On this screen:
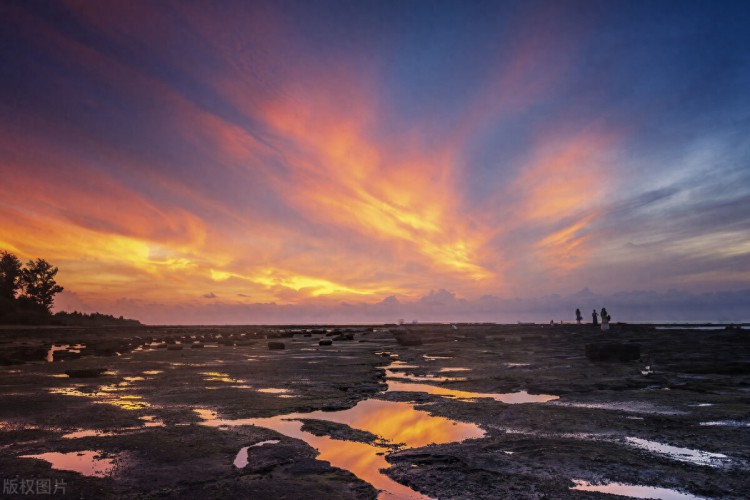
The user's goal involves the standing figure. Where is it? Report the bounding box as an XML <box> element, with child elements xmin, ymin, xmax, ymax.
<box><xmin>601</xmin><ymin>308</ymin><xmax>610</xmax><ymax>332</ymax></box>
<box><xmin>592</xmin><ymin>309</ymin><xmax>599</xmax><ymax>326</ymax></box>
<box><xmin>575</xmin><ymin>308</ymin><xmax>582</xmax><ymax>324</ymax></box>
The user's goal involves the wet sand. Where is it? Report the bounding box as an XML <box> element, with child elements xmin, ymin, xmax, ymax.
<box><xmin>0</xmin><ymin>324</ymin><xmax>748</xmax><ymax>499</ymax></box>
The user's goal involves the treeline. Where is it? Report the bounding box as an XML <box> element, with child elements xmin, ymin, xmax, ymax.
<box><xmin>53</xmin><ymin>310</ymin><xmax>141</xmax><ymax>326</ymax></box>
<box><xmin>0</xmin><ymin>250</ymin><xmax>140</xmax><ymax>326</ymax></box>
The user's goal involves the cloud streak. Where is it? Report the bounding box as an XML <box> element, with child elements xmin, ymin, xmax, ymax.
<box><xmin>1</xmin><ymin>1</ymin><xmax>749</xmax><ymax>322</ymax></box>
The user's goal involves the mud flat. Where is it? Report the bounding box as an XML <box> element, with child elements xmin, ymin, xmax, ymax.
<box><xmin>0</xmin><ymin>323</ymin><xmax>748</xmax><ymax>498</ymax></box>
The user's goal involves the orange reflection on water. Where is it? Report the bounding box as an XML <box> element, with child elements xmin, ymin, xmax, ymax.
<box><xmin>386</xmin><ymin>380</ymin><xmax>559</xmax><ymax>404</ymax></box>
<box><xmin>305</xmin><ymin>399</ymin><xmax>484</xmax><ymax>449</ymax></box>
<box><xmin>197</xmin><ymin>398</ymin><xmax>484</xmax><ymax>498</ymax></box>
<box><xmin>19</xmin><ymin>450</ymin><xmax>118</xmax><ymax>477</ymax></box>
<box><xmin>570</xmin><ymin>480</ymin><xmax>704</xmax><ymax>500</ymax></box>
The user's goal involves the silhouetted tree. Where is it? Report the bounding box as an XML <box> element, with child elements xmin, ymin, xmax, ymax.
<box><xmin>0</xmin><ymin>251</ymin><xmax>23</xmax><ymax>300</ymax></box>
<box><xmin>21</xmin><ymin>258</ymin><xmax>64</xmax><ymax>311</ymax></box>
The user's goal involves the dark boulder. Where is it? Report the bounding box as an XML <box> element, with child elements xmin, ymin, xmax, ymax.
<box><xmin>268</xmin><ymin>341</ymin><xmax>286</xmax><ymax>350</ymax></box>
<box><xmin>393</xmin><ymin>331</ymin><xmax>423</xmax><ymax>346</ymax></box>
<box><xmin>90</xmin><ymin>341</ymin><xmax>129</xmax><ymax>357</ymax></box>
<box><xmin>0</xmin><ymin>346</ymin><xmax>48</xmax><ymax>365</ymax></box>
<box><xmin>585</xmin><ymin>342</ymin><xmax>641</xmax><ymax>362</ymax></box>
<box><xmin>167</xmin><ymin>344</ymin><xmax>183</xmax><ymax>351</ymax></box>
<box><xmin>319</xmin><ymin>339</ymin><xmax>333</xmax><ymax>346</ymax></box>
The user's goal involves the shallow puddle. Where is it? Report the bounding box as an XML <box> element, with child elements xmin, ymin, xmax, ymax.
<box><xmin>551</xmin><ymin>401</ymin><xmax>683</xmax><ymax>415</ymax></box>
<box><xmin>46</xmin><ymin>344</ymin><xmax>86</xmax><ymax>362</ymax></box>
<box><xmin>62</xmin><ymin>428</ymin><xmax>114</xmax><ymax>439</ymax></box>
<box><xmin>19</xmin><ymin>450</ymin><xmax>119</xmax><ymax>477</ymax></box>
<box><xmin>422</xmin><ymin>355</ymin><xmax>451</xmax><ymax>361</ymax></box>
<box><xmin>385</xmin><ymin>370</ymin><xmax>467</xmax><ymax>383</ymax></box>
<box><xmin>388</xmin><ymin>361</ymin><xmax>419</xmax><ymax>369</ymax></box>
<box><xmin>197</xmin><ymin>398</ymin><xmax>485</xmax><ymax>498</ymax></box>
<box><xmin>257</xmin><ymin>388</ymin><xmax>293</xmax><ymax>395</ymax></box>
<box><xmin>233</xmin><ymin>440</ymin><xmax>281</xmax><ymax>468</ymax></box>
<box><xmin>571</xmin><ymin>479</ymin><xmax>706</xmax><ymax>499</ymax></box>
<box><xmin>50</xmin><ymin>386</ymin><xmax>150</xmax><ymax>410</ymax></box>
<box><xmin>386</xmin><ymin>380</ymin><xmax>558</xmax><ymax>403</ymax></box>
<box><xmin>382</xmin><ymin>360</ymin><xmax>557</xmax><ymax>403</ymax></box>
<box><xmin>201</xmin><ymin>372</ymin><xmax>243</xmax><ymax>383</ymax></box>
<box><xmin>139</xmin><ymin>415</ymin><xmax>165</xmax><ymax>427</ymax></box>
<box><xmin>625</xmin><ymin>437</ymin><xmax>730</xmax><ymax>467</ymax></box>
<box><xmin>699</xmin><ymin>420</ymin><xmax>750</xmax><ymax>427</ymax></box>
<box><xmin>438</xmin><ymin>367</ymin><xmax>470</xmax><ymax>373</ymax></box>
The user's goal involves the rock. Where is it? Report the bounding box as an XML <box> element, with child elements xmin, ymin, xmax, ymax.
<box><xmin>167</xmin><ymin>344</ymin><xmax>183</xmax><ymax>351</ymax></box>
<box><xmin>393</xmin><ymin>331</ymin><xmax>423</xmax><ymax>346</ymax></box>
<box><xmin>333</xmin><ymin>333</ymin><xmax>354</xmax><ymax>341</ymax></box>
<box><xmin>65</xmin><ymin>368</ymin><xmax>107</xmax><ymax>378</ymax></box>
<box><xmin>319</xmin><ymin>339</ymin><xmax>333</xmax><ymax>346</ymax></box>
<box><xmin>191</xmin><ymin>342</ymin><xmax>205</xmax><ymax>349</ymax></box>
<box><xmin>90</xmin><ymin>341</ymin><xmax>129</xmax><ymax>357</ymax></box>
<box><xmin>585</xmin><ymin>342</ymin><xmax>641</xmax><ymax>362</ymax></box>
<box><xmin>0</xmin><ymin>346</ymin><xmax>48</xmax><ymax>365</ymax></box>
<box><xmin>54</xmin><ymin>350</ymin><xmax>82</xmax><ymax>361</ymax></box>
<box><xmin>268</xmin><ymin>341</ymin><xmax>286</xmax><ymax>350</ymax></box>
<box><xmin>299</xmin><ymin>419</ymin><xmax>383</xmax><ymax>445</ymax></box>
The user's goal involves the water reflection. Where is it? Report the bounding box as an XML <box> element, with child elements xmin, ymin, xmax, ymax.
<box><xmin>383</xmin><ymin>360</ymin><xmax>557</xmax><ymax>403</ymax></box>
<box><xmin>233</xmin><ymin>440</ymin><xmax>281</xmax><ymax>468</ymax></box>
<box><xmin>624</xmin><ymin>437</ymin><xmax>730</xmax><ymax>467</ymax></box>
<box><xmin>50</xmin><ymin>386</ymin><xmax>150</xmax><ymax>410</ymax></box>
<box><xmin>571</xmin><ymin>479</ymin><xmax>706</xmax><ymax>499</ymax></box>
<box><xmin>201</xmin><ymin>371</ymin><xmax>243</xmax><ymax>383</ymax></box>
<box><xmin>196</xmin><ymin>398</ymin><xmax>484</xmax><ymax>498</ymax></box>
<box><xmin>257</xmin><ymin>388</ymin><xmax>295</xmax><ymax>397</ymax></box>
<box><xmin>699</xmin><ymin>420</ymin><xmax>750</xmax><ymax>427</ymax></box>
<box><xmin>46</xmin><ymin>344</ymin><xmax>86</xmax><ymax>362</ymax></box>
<box><xmin>422</xmin><ymin>355</ymin><xmax>451</xmax><ymax>361</ymax></box>
<box><xmin>386</xmin><ymin>380</ymin><xmax>558</xmax><ymax>403</ymax></box>
<box><xmin>19</xmin><ymin>450</ymin><xmax>119</xmax><ymax>477</ymax></box>
<box><xmin>385</xmin><ymin>370</ymin><xmax>467</xmax><ymax>383</ymax></box>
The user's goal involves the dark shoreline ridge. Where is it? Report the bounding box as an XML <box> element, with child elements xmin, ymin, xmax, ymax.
<box><xmin>0</xmin><ymin>323</ymin><xmax>748</xmax><ymax>498</ymax></box>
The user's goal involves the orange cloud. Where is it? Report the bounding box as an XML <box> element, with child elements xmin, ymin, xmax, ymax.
<box><xmin>515</xmin><ymin>128</ymin><xmax>620</xmax><ymax>271</ymax></box>
<box><xmin>0</xmin><ymin>2</ymin><xmax>630</xmax><ymax>319</ymax></box>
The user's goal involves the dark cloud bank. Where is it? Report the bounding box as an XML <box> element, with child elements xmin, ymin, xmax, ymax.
<box><xmin>93</xmin><ymin>288</ymin><xmax>750</xmax><ymax>325</ymax></box>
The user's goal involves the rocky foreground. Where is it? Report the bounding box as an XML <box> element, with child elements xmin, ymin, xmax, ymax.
<box><xmin>0</xmin><ymin>323</ymin><xmax>748</xmax><ymax>499</ymax></box>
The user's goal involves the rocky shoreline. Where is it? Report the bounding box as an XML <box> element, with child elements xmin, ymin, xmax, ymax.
<box><xmin>0</xmin><ymin>324</ymin><xmax>748</xmax><ymax>498</ymax></box>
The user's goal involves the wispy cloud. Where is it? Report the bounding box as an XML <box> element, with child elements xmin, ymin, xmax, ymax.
<box><xmin>1</xmin><ymin>2</ymin><xmax>749</xmax><ymax>322</ymax></box>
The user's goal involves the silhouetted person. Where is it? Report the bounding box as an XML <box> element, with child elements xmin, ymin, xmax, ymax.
<box><xmin>592</xmin><ymin>309</ymin><xmax>599</xmax><ymax>326</ymax></box>
<box><xmin>601</xmin><ymin>307</ymin><xmax>610</xmax><ymax>332</ymax></box>
<box><xmin>575</xmin><ymin>308</ymin><xmax>582</xmax><ymax>324</ymax></box>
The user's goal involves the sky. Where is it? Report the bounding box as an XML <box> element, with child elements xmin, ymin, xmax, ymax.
<box><xmin>1</xmin><ymin>0</ymin><xmax>749</xmax><ymax>324</ymax></box>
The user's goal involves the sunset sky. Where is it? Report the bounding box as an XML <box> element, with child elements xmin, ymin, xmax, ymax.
<box><xmin>1</xmin><ymin>1</ymin><xmax>749</xmax><ymax>324</ymax></box>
